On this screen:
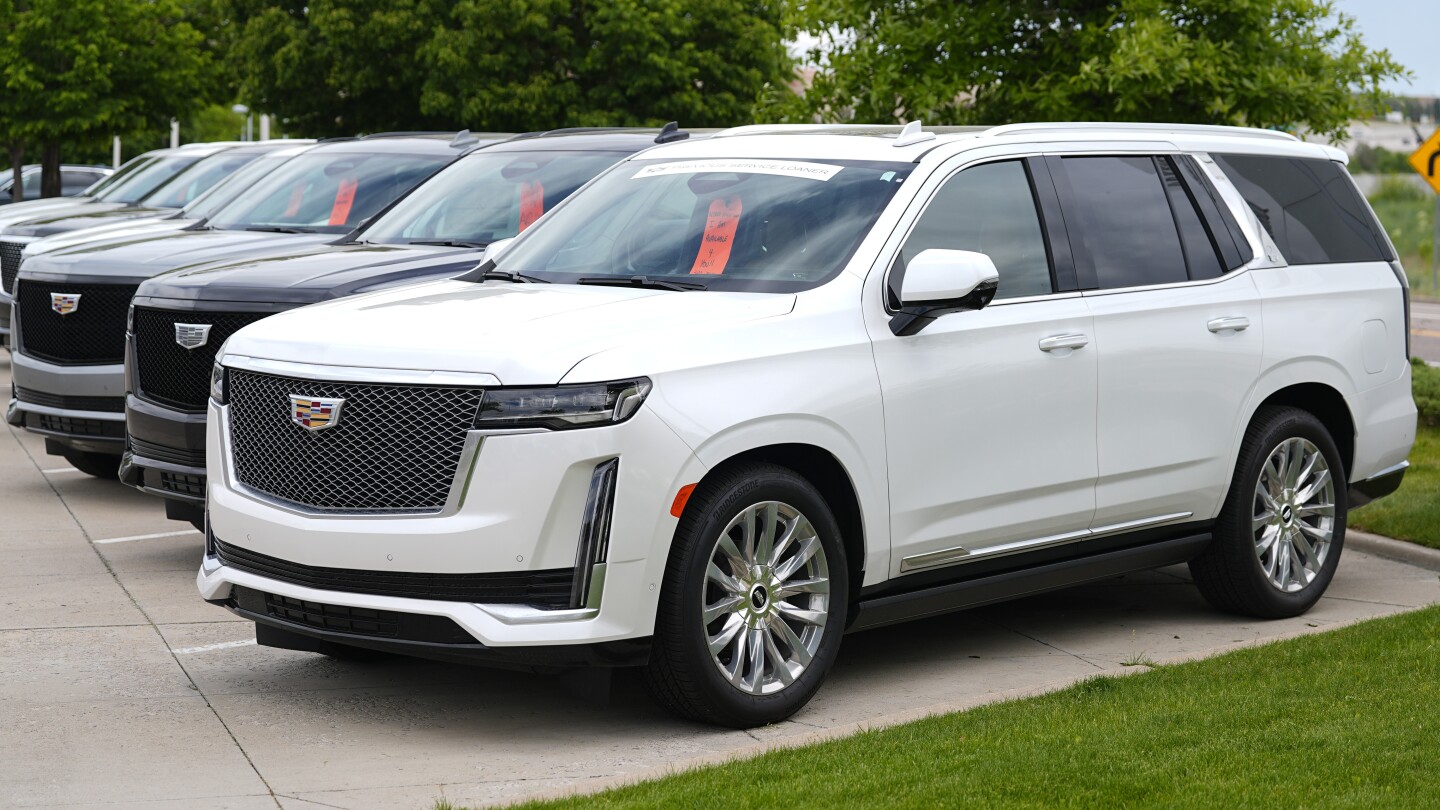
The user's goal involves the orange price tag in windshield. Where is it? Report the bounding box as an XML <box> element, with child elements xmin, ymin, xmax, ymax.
<box><xmin>328</xmin><ymin>176</ymin><xmax>358</xmax><ymax>226</ymax></box>
<box><xmin>690</xmin><ymin>196</ymin><xmax>743</xmax><ymax>275</ymax></box>
<box><xmin>518</xmin><ymin>180</ymin><xmax>545</xmax><ymax>232</ymax></box>
<box><xmin>282</xmin><ymin>182</ymin><xmax>306</xmax><ymax>217</ymax></box>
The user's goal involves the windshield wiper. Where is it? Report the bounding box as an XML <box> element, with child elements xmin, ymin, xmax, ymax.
<box><xmin>577</xmin><ymin>276</ymin><xmax>706</xmax><ymax>292</ymax></box>
<box><xmin>409</xmin><ymin>239</ymin><xmax>490</xmax><ymax>249</ymax></box>
<box><xmin>246</xmin><ymin>225</ymin><xmax>316</xmax><ymax>234</ymax></box>
<box><xmin>481</xmin><ymin>269</ymin><xmax>550</xmax><ymax>284</ymax></box>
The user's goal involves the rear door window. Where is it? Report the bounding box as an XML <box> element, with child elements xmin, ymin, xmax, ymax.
<box><xmin>1056</xmin><ymin>155</ymin><xmax>1232</xmax><ymax>289</ymax></box>
<box><xmin>1211</xmin><ymin>154</ymin><xmax>1392</xmax><ymax>264</ymax></box>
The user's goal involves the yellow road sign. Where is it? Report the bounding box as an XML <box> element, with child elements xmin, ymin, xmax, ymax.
<box><xmin>1410</xmin><ymin>127</ymin><xmax>1440</xmax><ymax>195</ymax></box>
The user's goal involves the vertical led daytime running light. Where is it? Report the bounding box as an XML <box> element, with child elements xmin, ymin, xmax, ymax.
<box><xmin>571</xmin><ymin>458</ymin><xmax>619</xmax><ymax>609</ymax></box>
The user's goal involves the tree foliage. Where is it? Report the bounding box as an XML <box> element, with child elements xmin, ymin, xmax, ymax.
<box><xmin>0</xmin><ymin>0</ymin><xmax>214</xmax><ymax>195</ymax></box>
<box><xmin>210</xmin><ymin>0</ymin><xmax>792</xmax><ymax>135</ymax></box>
<box><xmin>769</xmin><ymin>0</ymin><xmax>1407</xmax><ymax>139</ymax></box>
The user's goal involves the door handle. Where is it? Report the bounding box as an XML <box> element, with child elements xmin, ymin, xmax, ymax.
<box><xmin>1207</xmin><ymin>316</ymin><xmax>1251</xmax><ymax>333</ymax></box>
<box><xmin>1038</xmin><ymin>333</ymin><xmax>1089</xmax><ymax>352</ymax></box>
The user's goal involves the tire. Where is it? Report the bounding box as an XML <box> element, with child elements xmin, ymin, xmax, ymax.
<box><xmin>643</xmin><ymin>462</ymin><xmax>849</xmax><ymax>728</ymax></box>
<box><xmin>1190</xmin><ymin>406</ymin><xmax>1346</xmax><ymax>618</ymax></box>
<box><xmin>63</xmin><ymin>450</ymin><xmax>121</xmax><ymax>480</ymax></box>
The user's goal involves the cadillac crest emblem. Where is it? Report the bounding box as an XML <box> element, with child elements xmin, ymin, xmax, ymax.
<box><xmin>174</xmin><ymin>323</ymin><xmax>212</xmax><ymax>349</ymax></box>
<box><xmin>49</xmin><ymin>293</ymin><xmax>81</xmax><ymax>316</ymax></box>
<box><xmin>288</xmin><ymin>395</ymin><xmax>344</xmax><ymax>431</ymax></box>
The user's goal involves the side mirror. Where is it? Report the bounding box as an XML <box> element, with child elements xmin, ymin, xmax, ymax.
<box><xmin>889</xmin><ymin>249</ymin><xmax>999</xmax><ymax>336</ymax></box>
<box><xmin>484</xmin><ymin>237</ymin><xmax>516</xmax><ymax>262</ymax></box>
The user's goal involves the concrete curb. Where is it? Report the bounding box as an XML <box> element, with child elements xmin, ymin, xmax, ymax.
<box><xmin>1347</xmin><ymin>529</ymin><xmax>1440</xmax><ymax>571</ymax></box>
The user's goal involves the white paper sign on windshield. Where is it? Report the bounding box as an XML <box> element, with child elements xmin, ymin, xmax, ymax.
<box><xmin>632</xmin><ymin>159</ymin><xmax>843</xmax><ymax>182</ymax></box>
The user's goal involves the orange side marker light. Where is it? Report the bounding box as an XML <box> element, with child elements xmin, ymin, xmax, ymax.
<box><xmin>670</xmin><ymin>484</ymin><xmax>698</xmax><ymax>518</ymax></box>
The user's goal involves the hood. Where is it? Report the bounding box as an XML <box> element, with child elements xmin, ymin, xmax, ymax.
<box><xmin>24</xmin><ymin>216</ymin><xmax>188</xmax><ymax>257</ymax></box>
<box><xmin>2</xmin><ymin>203</ymin><xmax>169</xmax><ymax>238</ymax></box>
<box><xmin>224</xmin><ymin>279</ymin><xmax>796</xmax><ymax>384</ymax></box>
<box><xmin>138</xmin><ymin>243</ymin><xmax>484</xmax><ymax>305</ymax></box>
<box><xmin>0</xmin><ymin>197</ymin><xmax>106</xmax><ymax>230</ymax></box>
<box><xmin>19</xmin><ymin>229</ymin><xmax>335</xmax><ymax>284</ymax></box>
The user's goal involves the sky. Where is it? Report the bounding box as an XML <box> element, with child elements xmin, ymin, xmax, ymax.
<box><xmin>1303</xmin><ymin>1</ymin><xmax>1434</xmax><ymax>96</ymax></box>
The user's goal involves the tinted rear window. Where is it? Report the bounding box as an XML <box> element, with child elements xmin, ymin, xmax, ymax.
<box><xmin>1212</xmin><ymin>154</ymin><xmax>1392</xmax><ymax>265</ymax></box>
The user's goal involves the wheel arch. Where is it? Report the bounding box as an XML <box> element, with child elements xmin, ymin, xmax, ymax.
<box><xmin>1252</xmin><ymin>383</ymin><xmax>1356</xmax><ymax>477</ymax></box>
<box><xmin>686</xmin><ymin>443</ymin><xmax>870</xmax><ymax>601</ymax></box>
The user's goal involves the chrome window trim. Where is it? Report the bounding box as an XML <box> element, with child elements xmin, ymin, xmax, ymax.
<box><xmin>899</xmin><ymin>511</ymin><xmax>1194</xmax><ymax>573</ymax></box>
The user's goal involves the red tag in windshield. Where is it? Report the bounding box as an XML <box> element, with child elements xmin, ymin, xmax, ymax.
<box><xmin>518</xmin><ymin>180</ymin><xmax>545</xmax><ymax>232</ymax></box>
<box><xmin>689</xmin><ymin>196</ymin><xmax>743</xmax><ymax>275</ymax></box>
<box><xmin>328</xmin><ymin>177</ymin><xmax>358</xmax><ymax>226</ymax></box>
<box><xmin>282</xmin><ymin>182</ymin><xmax>306</xmax><ymax>217</ymax></box>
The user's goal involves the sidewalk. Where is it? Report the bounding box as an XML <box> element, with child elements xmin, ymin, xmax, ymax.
<box><xmin>2</xmin><ymin>351</ymin><xmax>1436</xmax><ymax>810</ymax></box>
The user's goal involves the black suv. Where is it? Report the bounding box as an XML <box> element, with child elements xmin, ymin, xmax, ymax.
<box><xmin>8</xmin><ymin>133</ymin><xmax>495</xmax><ymax>478</ymax></box>
<box><xmin>122</xmin><ymin>128</ymin><xmax>688</xmax><ymax>526</ymax></box>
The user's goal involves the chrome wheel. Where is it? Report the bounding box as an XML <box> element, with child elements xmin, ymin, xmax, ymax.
<box><xmin>1253</xmin><ymin>437</ymin><xmax>1336</xmax><ymax>593</ymax></box>
<box><xmin>702</xmin><ymin>500</ymin><xmax>830</xmax><ymax>696</ymax></box>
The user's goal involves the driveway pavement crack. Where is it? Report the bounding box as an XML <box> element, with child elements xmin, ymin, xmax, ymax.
<box><xmin>979</xmin><ymin>616</ymin><xmax>1105</xmax><ymax>671</ymax></box>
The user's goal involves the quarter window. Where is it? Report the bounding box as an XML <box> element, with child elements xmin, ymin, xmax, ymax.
<box><xmin>896</xmin><ymin>160</ymin><xmax>1052</xmax><ymax>302</ymax></box>
<box><xmin>1211</xmin><ymin>154</ymin><xmax>1392</xmax><ymax>265</ymax></box>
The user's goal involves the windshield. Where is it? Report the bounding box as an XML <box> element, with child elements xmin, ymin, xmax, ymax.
<box><xmin>179</xmin><ymin>152</ymin><xmax>299</xmax><ymax>221</ymax></box>
<box><xmin>483</xmin><ymin>158</ymin><xmax>914</xmax><ymax>292</ymax></box>
<box><xmin>206</xmin><ymin>151</ymin><xmax>449</xmax><ymax>234</ymax></box>
<box><xmin>143</xmin><ymin>151</ymin><xmax>264</xmax><ymax>209</ymax></box>
<box><xmin>83</xmin><ymin>156</ymin><xmax>156</xmax><ymax>199</ymax></box>
<box><xmin>361</xmin><ymin>150</ymin><xmax>628</xmax><ymax>246</ymax></box>
<box><xmin>93</xmin><ymin>154</ymin><xmax>204</xmax><ymax>205</ymax></box>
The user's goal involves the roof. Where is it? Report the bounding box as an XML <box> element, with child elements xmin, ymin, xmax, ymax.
<box><xmin>304</xmin><ymin>133</ymin><xmax>507</xmax><ymax>156</ymax></box>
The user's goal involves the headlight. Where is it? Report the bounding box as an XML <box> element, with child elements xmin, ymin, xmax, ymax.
<box><xmin>474</xmin><ymin>378</ymin><xmax>651</xmax><ymax>430</ymax></box>
<box><xmin>210</xmin><ymin>362</ymin><xmax>227</xmax><ymax>405</ymax></box>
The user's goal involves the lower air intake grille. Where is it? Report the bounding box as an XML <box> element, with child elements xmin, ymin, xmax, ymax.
<box><xmin>265</xmin><ymin>592</ymin><xmax>401</xmax><ymax>638</ymax></box>
<box><xmin>36</xmin><ymin>414</ymin><xmax>122</xmax><ymax>438</ymax></box>
<box><xmin>133</xmin><ymin>308</ymin><xmax>270</xmax><ymax>411</ymax></box>
<box><xmin>16</xmin><ymin>279</ymin><xmax>136</xmax><ymax>365</ymax></box>
<box><xmin>159</xmin><ymin>471</ymin><xmax>206</xmax><ymax>498</ymax></box>
<box><xmin>226</xmin><ymin>369</ymin><xmax>484</xmax><ymax>513</ymax></box>
<box><xmin>15</xmin><ymin>386</ymin><xmax>124</xmax><ymax>413</ymax></box>
<box><xmin>0</xmin><ymin>240</ymin><xmax>22</xmax><ymax>294</ymax></box>
<box><xmin>214</xmin><ymin>538</ymin><xmax>575</xmax><ymax>607</ymax></box>
<box><xmin>129</xmin><ymin>436</ymin><xmax>206</xmax><ymax>468</ymax></box>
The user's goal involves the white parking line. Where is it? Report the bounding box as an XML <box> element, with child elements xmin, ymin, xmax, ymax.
<box><xmin>41</xmin><ymin>467</ymin><xmax>81</xmax><ymax>474</ymax></box>
<box><xmin>170</xmin><ymin>639</ymin><xmax>256</xmax><ymax>655</ymax></box>
<box><xmin>94</xmin><ymin>529</ymin><xmax>202</xmax><ymax>545</ymax></box>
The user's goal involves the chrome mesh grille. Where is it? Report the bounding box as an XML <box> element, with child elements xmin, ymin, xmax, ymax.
<box><xmin>226</xmin><ymin>370</ymin><xmax>484</xmax><ymax>513</ymax></box>
<box><xmin>0</xmin><ymin>240</ymin><xmax>22</xmax><ymax>294</ymax></box>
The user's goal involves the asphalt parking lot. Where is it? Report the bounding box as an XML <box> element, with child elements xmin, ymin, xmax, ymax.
<box><xmin>3</xmin><ymin>352</ymin><xmax>1439</xmax><ymax>810</ymax></box>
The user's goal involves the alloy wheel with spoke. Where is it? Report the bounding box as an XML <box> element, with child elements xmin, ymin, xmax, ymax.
<box><xmin>1253</xmin><ymin>437</ymin><xmax>1335</xmax><ymax>593</ymax></box>
<box><xmin>702</xmin><ymin>500</ymin><xmax>830</xmax><ymax>696</ymax></box>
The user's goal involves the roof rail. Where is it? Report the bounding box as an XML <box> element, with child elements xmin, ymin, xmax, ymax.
<box><xmin>982</xmin><ymin>122</ymin><xmax>1300</xmax><ymax>142</ymax></box>
<box><xmin>712</xmin><ymin>124</ymin><xmax>906</xmax><ymax>138</ymax></box>
<box><xmin>357</xmin><ymin>131</ymin><xmax>455</xmax><ymax>140</ymax></box>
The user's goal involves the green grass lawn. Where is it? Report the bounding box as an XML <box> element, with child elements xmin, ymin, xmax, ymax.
<box><xmin>1350</xmin><ymin>424</ymin><xmax>1440</xmax><ymax>549</ymax></box>
<box><xmin>1349</xmin><ymin>358</ymin><xmax>1440</xmax><ymax>548</ymax></box>
<box><xmin>486</xmin><ymin>606</ymin><xmax>1440</xmax><ymax>809</ymax></box>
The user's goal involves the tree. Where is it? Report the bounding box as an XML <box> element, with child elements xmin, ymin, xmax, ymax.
<box><xmin>0</xmin><ymin>0</ymin><xmax>215</xmax><ymax>197</ymax></box>
<box><xmin>768</xmin><ymin>0</ymin><xmax>1407</xmax><ymax>140</ymax></box>
<box><xmin>211</xmin><ymin>0</ymin><xmax>792</xmax><ymax>135</ymax></box>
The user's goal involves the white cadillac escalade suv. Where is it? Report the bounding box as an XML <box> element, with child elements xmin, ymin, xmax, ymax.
<box><xmin>200</xmin><ymin>123</ymin><xmax>1416</xmax><ymax>727</ymax></box>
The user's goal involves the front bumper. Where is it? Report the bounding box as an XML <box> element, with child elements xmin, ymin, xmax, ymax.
<box><xmin>8</xmin><ymin>352</ymin><xmax>125</xmax><ymax>453</ymax></box>
<box><xmin>121</xmin><ymin>393</ymin><xmax>208</xmax><ymax>518</ymax></box>
<box><xmin>202</xmin><ymin>392</ymin><xmax>708</xmax><ymax>650</ymax></box>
